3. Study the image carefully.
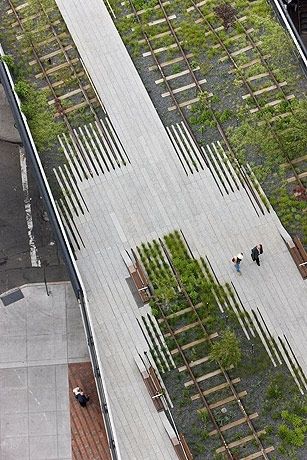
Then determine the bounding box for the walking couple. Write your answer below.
[232,244,263,274]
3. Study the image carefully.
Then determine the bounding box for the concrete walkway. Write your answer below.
[55,1,307,458]
[0,282,89,460]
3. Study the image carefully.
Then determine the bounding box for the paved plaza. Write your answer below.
[53,1,307,459]
[0,282,89,460]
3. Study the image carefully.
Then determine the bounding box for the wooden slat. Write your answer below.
[178,355,209,372]
[168,94,213,111]
[242,81,287,99]
[148,53,193,71]
[250,94,294,113]
[184,365,234,388]
[165,321,199,338]
[198,390,247,411]
[287,171,307,183]
[41,71,85,91]
[162,79,206,97]
[171,332,218,355]
[29,45,73,66]
[209,413,258,436]
[148,14,176,26]
[35,58,79,78]
[143,42,179,58]
[216,429,265,453]
[240,446,274,460]
[48,85,91,105]
[126,0,170,18]
[191,378,240,400]
[61,98,97,115]
[158,302,202,323]
[228,55,271,74]
[155,67,200,84]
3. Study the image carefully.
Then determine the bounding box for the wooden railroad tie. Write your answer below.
[178,355,209,372]
[198,390,247,411]
[148,53,193,71]
[190,377,241,401]
[29,45,73,66]
[240,446,274,460]
[158,302,202,323]
[170,333,218,355]
[216,430,266,453]
[209,412,258,436]
[184,365,234,388]
[168,94,213,112]
[35,58,79,79]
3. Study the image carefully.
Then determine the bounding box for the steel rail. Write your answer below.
[128,0,265,210]
[154,0,265,214]
[190,0,303,186]
[126,0,231,196]
[35,0,127,169]
[160,239,271,460]
[154,263,234,458]
[7,0,94,175]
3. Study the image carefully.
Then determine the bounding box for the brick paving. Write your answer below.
[69,362,111,460]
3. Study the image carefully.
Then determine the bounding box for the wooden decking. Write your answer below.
[68,362,112,460]
[287,236,307,279]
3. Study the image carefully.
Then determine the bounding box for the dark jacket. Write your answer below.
[251,245,263,260]
[76,394,89,407]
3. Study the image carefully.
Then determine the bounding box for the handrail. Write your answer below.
[269,0,307,71]
[0,45,120,460]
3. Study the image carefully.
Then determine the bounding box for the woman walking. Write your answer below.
[232,252,244,274]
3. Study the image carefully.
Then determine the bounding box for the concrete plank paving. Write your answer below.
[55,0,307,458]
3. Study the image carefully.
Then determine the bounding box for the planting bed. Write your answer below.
[108,0,307,243]
[0,0,129,255]
[138,230,307,459]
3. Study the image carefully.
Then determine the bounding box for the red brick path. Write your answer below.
[68,362,112,460]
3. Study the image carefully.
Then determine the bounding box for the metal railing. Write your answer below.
[0,46,121,460]
[269,0,307,72]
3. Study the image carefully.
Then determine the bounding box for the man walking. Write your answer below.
[251,244,263,266]
[232,252,243,274]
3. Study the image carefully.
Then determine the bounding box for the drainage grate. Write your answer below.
[1,289,24,306]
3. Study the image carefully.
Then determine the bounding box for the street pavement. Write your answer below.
[0,84,68,294]
[0,282,89,460]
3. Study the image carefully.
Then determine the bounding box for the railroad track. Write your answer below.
[120,0,306,190]
[139,236,275,459]
[127,0,267,215]
[187,0,305,187]
[5,0,129,173]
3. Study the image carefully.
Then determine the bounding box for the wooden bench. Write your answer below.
[287,236,307,279]
[128,263,151,303]
[122,250,151,303]
[135,356,164,412]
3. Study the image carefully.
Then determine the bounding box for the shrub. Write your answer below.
[209,330,241,368]
[15,80,61,151]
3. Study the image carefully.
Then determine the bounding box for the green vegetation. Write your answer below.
[262,373,307,457]
[113,0,307,244]
[138,232,307,458]
[209,329,241,368]
[15,80,62,151]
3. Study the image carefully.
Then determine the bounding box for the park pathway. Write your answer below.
[54,1,307,458]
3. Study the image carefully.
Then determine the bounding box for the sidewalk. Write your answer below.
[0,282,88,460]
